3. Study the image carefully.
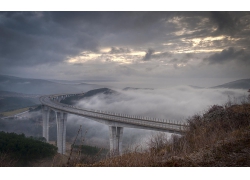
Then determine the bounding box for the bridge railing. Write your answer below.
[49,96,188,126]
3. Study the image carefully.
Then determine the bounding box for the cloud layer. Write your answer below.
[1,86,248,149]
[1,12,250,86]
[69,86,247,148]
[76,86,247,120]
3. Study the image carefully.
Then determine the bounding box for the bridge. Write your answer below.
[40,93,188,156]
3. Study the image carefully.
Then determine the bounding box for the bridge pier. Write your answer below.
[42,106,50,142]
[109,126,123,156]
[56,111,67,154]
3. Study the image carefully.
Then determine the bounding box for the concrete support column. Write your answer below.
[42,106,50,142]
[56,111,67,154]
[109,126,123,156]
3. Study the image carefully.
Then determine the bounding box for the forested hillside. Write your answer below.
[0,131,57,166]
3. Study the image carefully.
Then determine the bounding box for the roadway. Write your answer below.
[40,93,188,134]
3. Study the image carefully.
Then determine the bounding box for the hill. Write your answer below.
[0,131,57,166]
[0,90,40,112]
[0,97,38,113]
[211,78,250,89]
[0,90,40,97]
[188,85,204,89]
[82,88,118,97]
[123,87,153,91]
[0,74,103,95]
[61,88,119,105]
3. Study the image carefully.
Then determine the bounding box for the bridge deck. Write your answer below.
[40,93,188,134]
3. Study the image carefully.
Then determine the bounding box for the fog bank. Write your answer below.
[70,86,247,149]
[77,86,247,121]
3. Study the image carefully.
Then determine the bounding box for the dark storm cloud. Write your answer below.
[209,12,239,35]
[0,12,174,68]
[0,12,100,67]
[1,11,250,80]
[143,48,155,61]
[170,53,194,63]
[142,51,190,65]
[204,47,250,64]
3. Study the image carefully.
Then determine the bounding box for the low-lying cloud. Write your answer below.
[1,86,248,151]
[70,86,247,149]
[66,114,159,150]
[76,86,247,121]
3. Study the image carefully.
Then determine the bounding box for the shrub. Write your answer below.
[0,131,57,166]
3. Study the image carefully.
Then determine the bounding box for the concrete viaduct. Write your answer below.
[40,93,188,156]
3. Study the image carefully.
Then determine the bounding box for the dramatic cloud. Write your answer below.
[204,47,250,64]
[143,48,155,61]
[209,11,239,35]
[1,11,250,87]
[109,47,131,54]
[0,12,100,67]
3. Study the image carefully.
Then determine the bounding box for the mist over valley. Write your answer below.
[1,74,249,150]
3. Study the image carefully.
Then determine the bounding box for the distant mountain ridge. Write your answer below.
[0,90,40,112]
[0,74,103,95]
[82,88,118,98]
[188,85,204,89]
[61,88,119,105]
[49,79,116,84]
[211,79,250,90]
[0,90,40,97]
[123,87,153,91]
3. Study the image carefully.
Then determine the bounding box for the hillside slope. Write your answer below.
[0,90,40,112]
[61,88,119,105]
[211,78,250,89]
[0,97,38,112]
[0,74,103,95]
[78,100,250,167]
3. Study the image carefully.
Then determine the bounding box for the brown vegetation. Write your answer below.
[78,98,250,167]
[0,153,17,167]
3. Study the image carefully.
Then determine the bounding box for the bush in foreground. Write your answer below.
[0,131,57,166]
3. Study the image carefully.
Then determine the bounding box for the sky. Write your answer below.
[1,11,250,88]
